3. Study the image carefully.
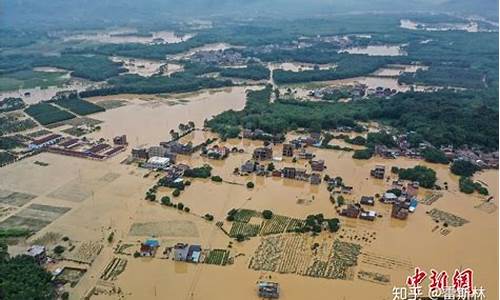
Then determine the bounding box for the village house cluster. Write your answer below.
[191,49,248,66]
[374,132,499,168]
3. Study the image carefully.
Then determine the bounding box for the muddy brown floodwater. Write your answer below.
[0,86,497,300]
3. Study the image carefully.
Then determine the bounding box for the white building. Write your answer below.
[144,156,170,169]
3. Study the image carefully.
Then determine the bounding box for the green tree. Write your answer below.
[0,255,55,300]
[398,165,437,188]
[451,160,479,177]
[161,196,171,205]
[422,148,449,164]
[262,210,273,219]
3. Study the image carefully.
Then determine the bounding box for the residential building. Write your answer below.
[205,145,229,159]
[173,243,189,261]
[148,146,167,158]
[132,148,148,159]
[340,204,360,218]
[241,160,256,173]
[282,167,296,179]
[360,196,374,206]
[187,245,202,263]
[359,210,377,221]
[295,169,308,181]
[311,160,325,171]
[113,135,127,145]
[140,239,160,256]
[282,144,294,157]
[253,147,273,161]
[310,173,322,185]
[26,245,47,264]
[392,202,409,220]
[370,165,385,179]
[341,186,353,194]
[298,149,314,160]
[382,192,398,203]
[144,156,170,169]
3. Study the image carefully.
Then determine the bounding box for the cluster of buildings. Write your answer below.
[309,84,367,101]
[370,165,386,179]
[239,159,324,185]
[368,86,397,98]
[444,147,499,169]
[202,145,230,160]
[132,140,196,167]
[191,49,247,66]
[380,181,420,220]
[340,203,378,221]
[288,133,322,148]
[172,243,202,263]
[372,132,499,169]
[242,129,284,143]
[28,133,127,160]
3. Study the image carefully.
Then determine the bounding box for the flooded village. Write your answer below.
[0,5,498,300]
[0,84,498,299]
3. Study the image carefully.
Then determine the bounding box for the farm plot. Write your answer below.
[322,240,362,280]
[428,208,469,227]
[54,98,105,116]
[55,267,87,287]
[229,222,260,238]
[249,236,363,281]
[0,203,70,234]
[232,209,260,222]
[0,189,36,206]
[226,209,306,238]
[0,114,37,135]
[129,220,199,237]
[204,249,231,266]
[64,241,103,264]
[24,103,76,125]
[260,215,305,236]
[359,251,413,270]
[48,172,120,202]
[420,192,443,205]
[101,257,127,281]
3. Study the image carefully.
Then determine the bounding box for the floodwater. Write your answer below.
[371,64,428,77]
[0,84,497,300]
[0,78,101,105]
[63,29,194,44]
[400,19,481,33]
[110,57,183,77]
[340,45,407,56]
[1,129,496,300]
[84,86,256,147]
[269,62,337,72]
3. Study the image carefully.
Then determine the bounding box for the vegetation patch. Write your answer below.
[204,249,231,266]
[24,103,76,125]
[53,94,105,115]
[428,208,468,227]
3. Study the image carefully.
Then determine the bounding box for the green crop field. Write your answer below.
[24,102,76,125]
[54,98,105,115]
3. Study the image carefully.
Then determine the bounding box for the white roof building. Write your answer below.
[144,156,170,169]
